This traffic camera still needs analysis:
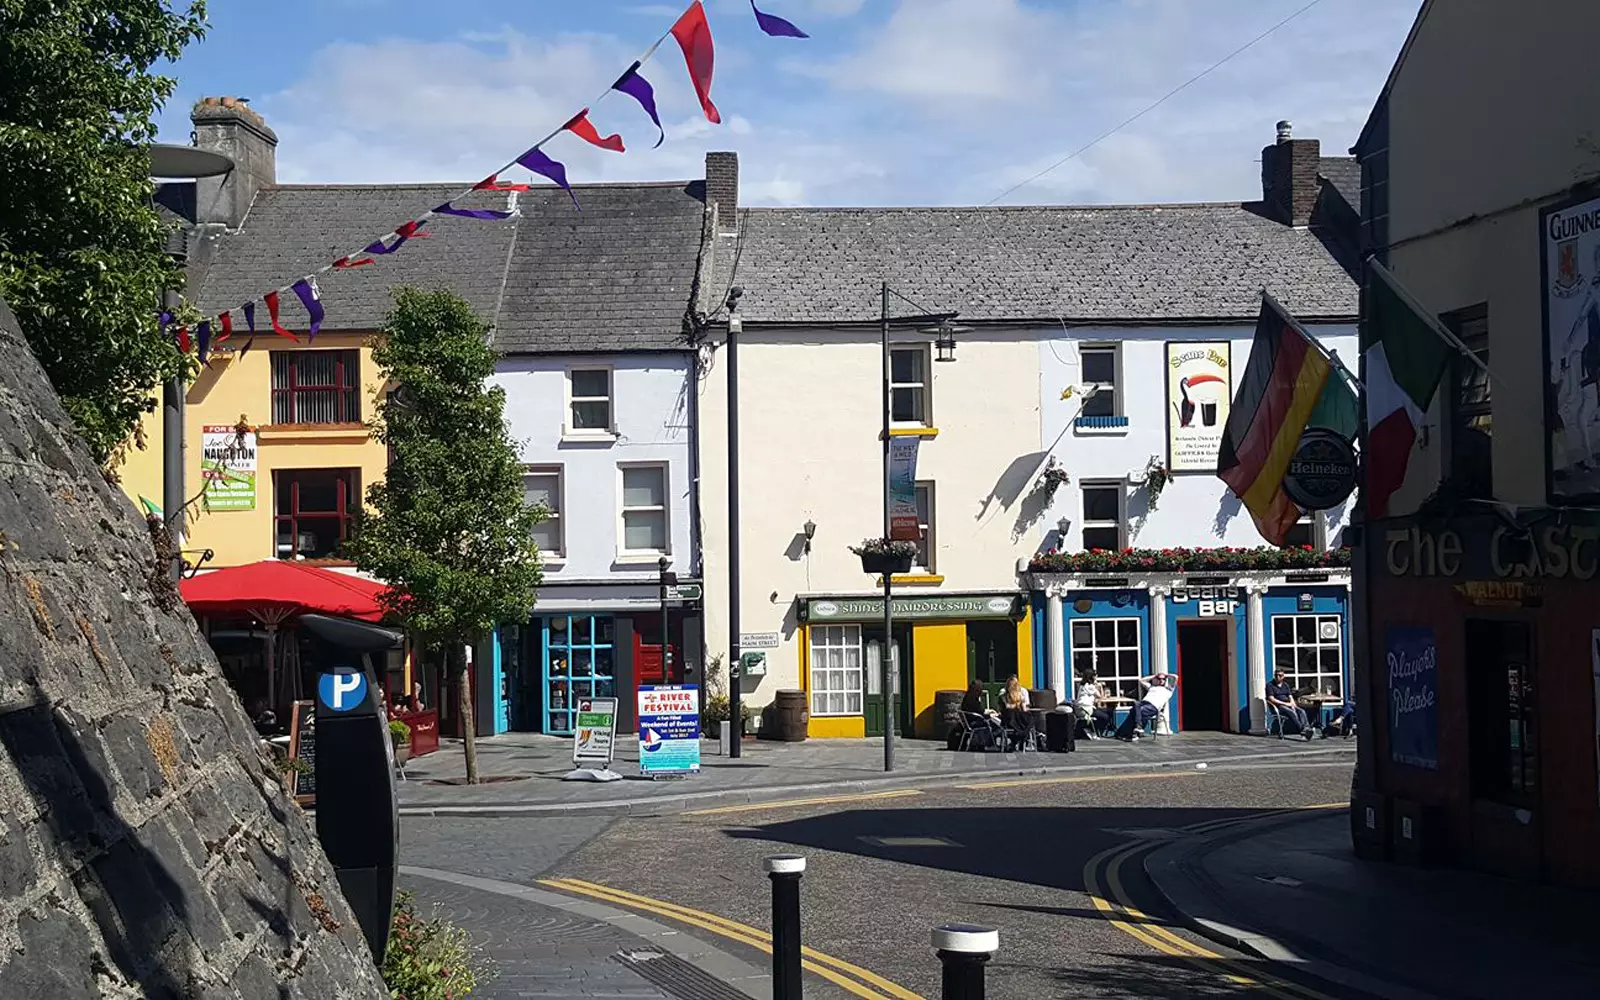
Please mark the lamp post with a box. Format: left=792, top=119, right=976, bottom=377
left=725, top=288, right=744, bottom=758
left=878, top=283, right=963, bottom=772
left=658, top=555, right=674, bottom=684
left=148, top=143, right=233, bottom=580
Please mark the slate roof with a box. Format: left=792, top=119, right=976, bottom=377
left=194, top=181, right=707, bottom=353
left=1318, top=156, right=1363, bottom=216
left=723, top=202, right=1359, bottom=327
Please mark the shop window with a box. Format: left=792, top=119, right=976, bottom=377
left=544, top=615, right=616, bottom=735
left=1081, top=481, right=1125, bottom=551
left=1270, top=614, right=1343, bottom=698
left=271, top=350, right=359, bottom=424
left=568, top=368, right=613, bottom=434
left=913, top=482, right=935, bottom=572
left=1465, top=619, right=1536, bottom=805
left=619, top=463, right=669, bottom=554
left=274, top=468, right=359, bottom=559
left=1445, top=307, right=1491, bottom=500
left=890, top=346, right=930, bottom=424
left=1079, top=344, right=1121, bottom=417
left=1070, top=617, right=1142, bottom=699
left=810, top=625, right=864, bottom=717
left=523, top=466, right=564, bottom=558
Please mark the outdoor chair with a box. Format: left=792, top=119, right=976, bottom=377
left=957, top=711, right=1005, bottom=751
left=1266, top=703, right=1317, bottom=739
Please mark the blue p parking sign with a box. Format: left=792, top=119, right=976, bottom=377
left=318, top=670, right=368, bottom=713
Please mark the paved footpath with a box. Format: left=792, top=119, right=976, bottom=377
left=398, top=731, right=1355, bottom=815
left=1146, top=811, right=1600, bottom=1000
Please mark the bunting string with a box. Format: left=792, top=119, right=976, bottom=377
left=182, top=0, right=807, bottom=354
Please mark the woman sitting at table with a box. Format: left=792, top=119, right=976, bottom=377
left=1000, top=675, right=1036, bottom=750
left=1073, top=670, right=1115, bottom=740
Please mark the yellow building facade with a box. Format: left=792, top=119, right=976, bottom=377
left=115, top=332, right=389, bottom=568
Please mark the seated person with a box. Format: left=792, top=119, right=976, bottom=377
left=1073, top=670, right=1114, bottom=740
left=1115, top=673, right=1176, bottom=741
left=1324, top=697, right=1356, bottom=738
left=948, top=680, right=995, bottom=749
left=1000, top=675, right=1036, bottom=750
left=1266, top=670, right=1315, bottom=740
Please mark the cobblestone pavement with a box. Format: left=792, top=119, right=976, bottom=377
left=398, top=731, right=1357, bottom=814
left=541, top=757, right=1371, bottom=999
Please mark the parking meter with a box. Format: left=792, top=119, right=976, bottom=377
left=300, top=613, right=401, bottom=962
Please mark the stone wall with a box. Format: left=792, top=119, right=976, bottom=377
left=0, top=298, right=386, bottom=998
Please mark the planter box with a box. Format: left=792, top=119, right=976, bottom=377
left=859, top=551, right=914, bottom=575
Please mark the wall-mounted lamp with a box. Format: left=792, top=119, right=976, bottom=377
left=931, top=318, right=970, bottom=363
left=1056, top=516, right=1071, bottom=535
left=802, top=518, right=816, bottom=553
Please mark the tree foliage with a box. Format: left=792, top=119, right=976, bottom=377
left=0, top=0, right=208, bottom=462
left=348, top=287, right=543, bottom=648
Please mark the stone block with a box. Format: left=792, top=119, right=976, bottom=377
left=0, top=908, right=102, bottom=999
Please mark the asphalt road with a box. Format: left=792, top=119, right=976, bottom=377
left=401, top=756, right=1372, bottom=1000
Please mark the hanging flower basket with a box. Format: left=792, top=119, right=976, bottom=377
left=850, top=537, right=918, bottom=575
left=1029, top=457, right=1071, bottom=508
left=1141, top=456, right=1172, bottom=511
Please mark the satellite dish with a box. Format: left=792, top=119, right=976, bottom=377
left=148, top=143, right=234, bottom=179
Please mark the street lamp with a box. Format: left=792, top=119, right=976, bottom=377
left=658, top=555, right=675, bottom=684
left=878, top=283, right=964, bottom=773
left=148, top=143, right=233, bottom=580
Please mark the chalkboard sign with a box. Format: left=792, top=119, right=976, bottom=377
left=287, top=700, right=317, bottom=805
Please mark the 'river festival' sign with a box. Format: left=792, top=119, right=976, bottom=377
left=1386, top=626, right=1438, bottom=771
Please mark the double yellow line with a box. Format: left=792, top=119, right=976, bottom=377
left=539, top=876, right=924, bottom=1000
left=1083, top=805, right=1345, bottom=1000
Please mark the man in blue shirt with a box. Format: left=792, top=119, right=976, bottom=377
left=1266, top=670, right=1315, bottom=740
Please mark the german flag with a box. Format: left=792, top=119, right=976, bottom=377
left=1217, top=296, right=1352, bottom=545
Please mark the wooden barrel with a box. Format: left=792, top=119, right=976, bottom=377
left=933, top=690, right=967, bottom=740
left=772, top=689, right=809, bottom=742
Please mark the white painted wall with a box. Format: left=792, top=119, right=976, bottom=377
left=1037, top=325, right=1358, bottom=552
left=494, top=353, right=694, bottom=585
left=697, top=329, right=1041, bottom=708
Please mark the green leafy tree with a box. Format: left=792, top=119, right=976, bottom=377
left=0, top=0, right=208, bottom=462
left=347, top=288, right=542, bottom=784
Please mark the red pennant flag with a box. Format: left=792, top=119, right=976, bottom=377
left=334, top=255, right=375, bottom=269
left=175, top=326, right=192, bottom=353
left=475, top=174, right=530, bottom=192
left=670, top=1, right=720, bottom=124
left=263, top=290, right=297, bottom=340
left=563, top=109, right=625, bottom=153
left=396, top=220, right=430, bottom=239
left=218, top=311, right=233, bottom=343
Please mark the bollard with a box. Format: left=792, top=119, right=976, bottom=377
left=765, top=855, right=806, bottom=1000
left=932, top=923, right=998, bottom=1000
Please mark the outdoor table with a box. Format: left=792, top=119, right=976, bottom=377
left=1298, top=694, right=1338, bottom=727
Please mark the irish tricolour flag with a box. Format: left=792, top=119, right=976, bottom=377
left=1363, top=264, right=1454, bottom=518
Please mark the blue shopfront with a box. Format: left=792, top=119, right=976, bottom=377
left=1030, top=573, right=1351, bottom=735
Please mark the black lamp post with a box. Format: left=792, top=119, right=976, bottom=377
left=658, top=555, right=674, bottom=684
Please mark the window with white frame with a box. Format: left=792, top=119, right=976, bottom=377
left=1079, top=345, right=1121, bottom=417
left=890, top=346, right=930, bottom=424
left=619, top=464, right=669, bottom=554
left=809, top=624, right=864, bottom=716
left=913, top=482, right=934, bottom=572
left=1080, top=481, right=1125, bottom=551
left=1070, top=617, right=1143, bottom=700
left=1272, top=614, right=1343, bottom=698
left=568, top=368, right=613, bottom=433
left=523, top=466, right=564, bottom=558
left=1281, top=511, right=1326, bottom=550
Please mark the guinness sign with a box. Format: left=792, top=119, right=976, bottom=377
left=1283, top=429, right=1357, bottom=511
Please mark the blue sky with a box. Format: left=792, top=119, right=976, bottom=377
left=156, top=0, right=1419, bottom=207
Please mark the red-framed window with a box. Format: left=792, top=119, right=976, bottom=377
left=271, top=350, right=359, bottom=424
left=274, top=468, right=359, bottom=560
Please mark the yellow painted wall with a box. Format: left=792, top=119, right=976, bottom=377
left=911, top=622, right=967, bottom=738
left=1016, top=605, right=1033, bottom=690
left=112, top=333, right=389, bottom=568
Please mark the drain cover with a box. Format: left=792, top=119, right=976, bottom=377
left=613, top=950, right=756, bottom=1000
left=859, top=835, right=961, bottom=847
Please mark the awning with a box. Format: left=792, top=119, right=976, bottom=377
left=181, top=560, right=390, bottom=623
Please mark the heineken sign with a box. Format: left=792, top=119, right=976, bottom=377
left=803, top=593, right=1023, bottom=623
left=1282, top=430, right=1357, bottom=511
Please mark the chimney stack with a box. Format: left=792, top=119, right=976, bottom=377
left=191, top=97, right=276, bottom=228
left=1261, top=119, right=1320, bottom=228
left=705, top=151, right=739, bottom=235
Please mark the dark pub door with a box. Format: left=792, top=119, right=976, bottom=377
left=1177, top=620, right=1229, bottom=732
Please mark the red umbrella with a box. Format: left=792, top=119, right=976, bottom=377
left=181, top=561, right=392, bottom=708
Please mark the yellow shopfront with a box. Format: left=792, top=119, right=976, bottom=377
left=796, top=593, right=1031, bottom=739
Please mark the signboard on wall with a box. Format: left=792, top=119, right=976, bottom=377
left=803, top=593, right=1021, bottom=623
left=1542, top=192, right=1600, bottom=502
left=888, top=436, right=921, bottom=540
left=201, top=424, right=257, bottom=510
left=1164, top=342, right=1231, bottom=472
left=1386, top=626, right=1438, bottom=771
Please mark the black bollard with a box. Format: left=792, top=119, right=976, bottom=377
left=766, top=855, right=806, bottom=1000
left=933, top=923, right=999, bottom=1000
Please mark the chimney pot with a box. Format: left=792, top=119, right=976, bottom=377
left=1276, top=119, right=1293, bottom=143
left=705, top=151, right=739, bottom=236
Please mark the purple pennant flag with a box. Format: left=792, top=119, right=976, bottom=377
left=196, top=321, right=212, bottom=362
left=240, top=303, right=257, bottom=357
left=365, top=219, right=428, bottom=255
left=157, top=310, right=174, bottom=328
left=291, top=278, right=324, bottom=339
left=752, top=0, right=808, bottom=37
left=516, top=147, right=580, bottom=210
left=611, top=63, right=665, bottom=148
left=433, top=202, right=513, bottom=221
